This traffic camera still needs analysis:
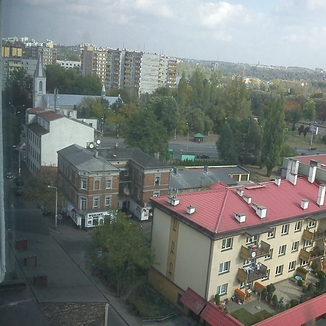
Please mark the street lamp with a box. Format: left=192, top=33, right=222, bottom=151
left=186, top=122, right=189, bottom=152
left=47, top=186, right=58, bottom=228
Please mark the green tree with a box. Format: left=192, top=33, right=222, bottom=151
left=302, top=99, right=316, bottom=122
left=4, top=67, right=33, bottom=110
left=77, top=97, right=108, bottom=119
left=123, top=110, right=170, bottom=159
left=85, top=212, right=155, bottom=297
left=261, top=96, right=286, bottom=176
left=216, top=121, right=238, bottom=164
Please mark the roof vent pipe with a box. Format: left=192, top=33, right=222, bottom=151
left=317, top=184, right=326, bottom=206
left=308, top=165, right=317, bottom=183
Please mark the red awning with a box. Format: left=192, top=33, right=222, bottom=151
left=180, top=287, right=206, bottom=315
left=201, top=301, right=244, bottom=326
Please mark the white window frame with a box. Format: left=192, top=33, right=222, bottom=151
left=278, top=245, right=286, bottom=256
left=262, top=269, right=270, bottom=281
left=288, top=261, right=296, bottom=272
left=153, top=191, right=160, bottom=198
left=294, top=221, right=302, bottom=232
left=275, top=265, right=283, bottom=276
left=106, top=178, right=112, bottom=189
left=304, top=240, right=312, bottom=248
left=217, top=283, right=228, bottom=296
left=291, top=241, right=299, bottom=252
left=307, top=220, right=316, bottom=228
left=105, top=196, right=111, bottom=207
left=265, top=249, right=273, bottom=260
left=219, top=261, right=230, bottom=274
left=154, top=174, right=161, bottom=186
left=221, top=238, right=233, bottom=251
left=93, top=196, right=100, bottom=208
left=246, top=235, right=258, bottom=244
left=267, top=227, right=275, bottom=239
left=171, top=241, right=175, bottom=253
left=81, top=179, right=87, bottom=190
left=281, top=224, right=289, bottom=235
left=80, top=197, right=87, bottom=211
left=300, top=259, right=309, bottom=267
left=243, top=259, right=251, bottom=266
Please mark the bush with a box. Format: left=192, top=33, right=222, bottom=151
left=297, top=279, right=303, bottom=286
left=290, top=299, right=299, bottom=307
left=214, top=294, right=221, bottom=305
left=316, top=270, right=326, bottom=279
left=261, top=288, right=267, bottom=300
left=285, top=303, right=290, bottom=309
left=266, top=283, right=275, bottom=294
left=272, top=294, right=278, bottom=307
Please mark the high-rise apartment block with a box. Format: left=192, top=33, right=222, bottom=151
left=82, top=45, right=177, bottom=95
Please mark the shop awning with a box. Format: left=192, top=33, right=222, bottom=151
left=180, top=287, right=206, bottom=315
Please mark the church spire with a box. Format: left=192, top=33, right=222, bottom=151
left=34, top=53, right=46, bottom=78
left=33, top=53, right=47, bottom=108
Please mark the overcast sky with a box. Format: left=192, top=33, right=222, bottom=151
left=3, top=0, right=326, bottom=69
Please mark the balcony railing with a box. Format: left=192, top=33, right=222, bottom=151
left=302, top=229, right=326, bottom=242
left=240, top=240, right=270, bottom=260
left=237, top=262, right=268, bottom=283
left=299, top=247, right=325, bottom=261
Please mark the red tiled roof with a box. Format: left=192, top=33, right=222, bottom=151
left=292, top=154, right=326, bottom=171
left=253, top=293, right=326, bottom=326
left=37, top=111, right=64, bottom=122
left=152, top=177, right=326, bottom=235
left=201, top=301, right=244, bottom=326
left=180, top=287, right=206, bottom=315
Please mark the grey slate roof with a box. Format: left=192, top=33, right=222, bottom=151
left=44, top=94, right=120, bottom=108
left=98, top=147, right=171, bottom=169
left=28, top=122, right=49, bottom=136
left=58, top=144, right=119, bottom=173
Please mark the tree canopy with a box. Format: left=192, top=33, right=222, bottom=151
left=85, top=212, right=155, bottom=297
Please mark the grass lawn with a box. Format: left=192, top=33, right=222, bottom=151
left=231, top=308, right=273, bottom=326
left=284, top=128, right=326, bottom=151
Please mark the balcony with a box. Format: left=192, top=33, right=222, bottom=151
left=237, top=262, right=268, bottom=283
left=239, top=240, right=270, bottom=260
left=299, top=246, right=325, bottom=262
left=302, top=229, right=326, bottom=242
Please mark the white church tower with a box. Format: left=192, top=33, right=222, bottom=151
left=33, top=54, right=46, bottom=108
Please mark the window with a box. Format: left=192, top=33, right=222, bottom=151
left=173, top=218, right=178, bottom=231
left=304, top=240, right=312, bottom=248
left=219, top=261, right=230, bottom=274
left=105, top=196, right=111, bottom=207
left=278, top=245, right=286, bottom=256
left=106, top=178, right=112, bottom=189
left=262, top=269, right=270, bottom=281
left=288, top=261, right=296, bottom=272
left=291, top=241, right=299, bottom=252
left=171, top=241, right=175, bottom=253
left=294, top=221, right=302, bottom=232
left=300, top=259, right=309, bottom=267
left=275, top=265, right=283, bottom=276
left=154, top=175, right=160, bottom=186
left=281, top=224, right=289, bottom=235
left=153, top=191, right=160, bottom=198
left=93, top=196, right=99, bottom=208
left=217, top=283, right=228, bottom=296
left=267, top=227, right=275, bottom=239
left=81, top=179, right=87, bottom=190
left=94, top=178, right=100, bottom=190
left=307, top=220, right=316, bottom=228
left=221, top=238, right=233, bottom=250
left=243, top=259, right=251, bottom=266
left=246, top=235, right=258, bottom=244
left=169, top=262, right=173, bottom=274
left=265, top=249, right=273, bottom=260
left=80, top=197, right=87, bottom=211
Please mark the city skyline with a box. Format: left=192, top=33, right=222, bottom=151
left=3, top=0, right=326, bottom=70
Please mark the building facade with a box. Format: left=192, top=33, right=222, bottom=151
left=149, top=160, right=326, bottom=314
left=58, top=145, right=171, bottom=227
left=26, top=110, right=95, bottom=174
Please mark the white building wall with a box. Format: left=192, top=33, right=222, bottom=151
left=139, top=53, right=160, bottom=95
left=40, top=118, right=94, bottom=167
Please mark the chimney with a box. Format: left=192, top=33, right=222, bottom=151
left=308, top=165, right=317, bottom=183
left=317, top=184, right=326, bottom=206
left=286, top=159, right=299, bottom=180
left=235, top=212, right=246, bottom=223
left=252, top=203, right=267, bottom=218
left=274, top=176, right=281, bottom=186
left=236, top=189, right=244, bottom=197
left=168, top=195, right=180, bottom=206
left=186, top=205, right=196, bottom=215
left=301, top=199, right=309, bottom=210
left=243, top=195, right=252, bottom=204
left=94, top=150, right=98, bottom=158
left=288, top=173, right=297, bottom=186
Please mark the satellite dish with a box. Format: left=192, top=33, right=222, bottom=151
left=89, top=143, right=94, bottom=149
left=251, top=251, right=257, bottom=258
left=96, top=139, right=101, bottom=145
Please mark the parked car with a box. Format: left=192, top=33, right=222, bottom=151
left=15, top=186, right=23, bottom=196
left=6, top=171, right=13, bottom=179
left=196, top=154, right=210, bottom=159
left=15, top=176, right=24, bottom=186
